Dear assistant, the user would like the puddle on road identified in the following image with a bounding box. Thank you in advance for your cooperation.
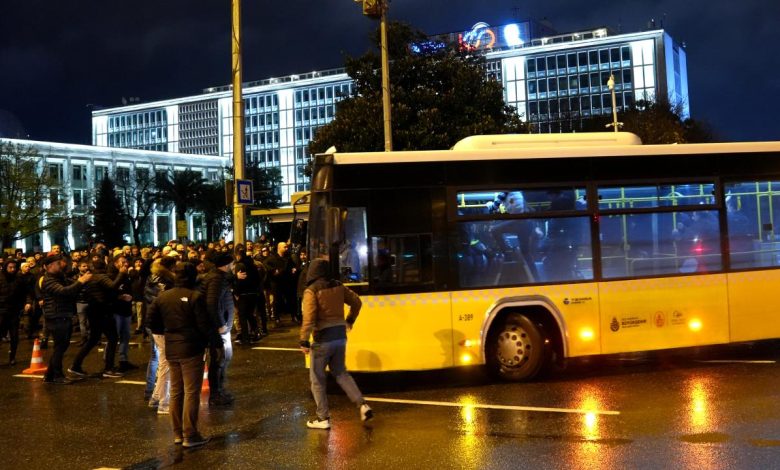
[472,430,633,447]
[679,432,730,444]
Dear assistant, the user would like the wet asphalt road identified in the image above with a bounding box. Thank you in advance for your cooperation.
[3,323,780,469]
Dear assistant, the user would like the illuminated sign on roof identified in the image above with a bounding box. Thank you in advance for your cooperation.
[425,21,531,52]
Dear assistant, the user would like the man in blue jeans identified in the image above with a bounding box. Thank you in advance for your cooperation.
[299,259,373,429]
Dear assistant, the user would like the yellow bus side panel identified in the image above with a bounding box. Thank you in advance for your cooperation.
[450,284,602,359]
[728,270,780,342]
[599,274,729,354]
[344,293,454,372]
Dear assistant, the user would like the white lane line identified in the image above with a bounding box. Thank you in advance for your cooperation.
[116,380,147,385]
[14,374,44,379]
[697,360,776,364]
[251,346,301,352]
[364,397,620,416]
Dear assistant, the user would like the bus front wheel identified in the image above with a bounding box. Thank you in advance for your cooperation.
[487,313,550,381]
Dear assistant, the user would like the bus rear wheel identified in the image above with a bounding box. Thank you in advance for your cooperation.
[487,313,550,381]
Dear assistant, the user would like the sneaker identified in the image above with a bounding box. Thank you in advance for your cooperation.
[360,403,374,422]
[208,394,235,407]
[250,335,261,344]
[118,361,139,372]
[174,436,183,445]
[148,400,160,409]
[102,369,124,378]
[157,407,170,415]
[182,434,210,448]
[306,417,331,429]
[67,367,87,378]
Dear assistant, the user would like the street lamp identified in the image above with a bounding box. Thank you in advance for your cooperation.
[231,0,246,244]
[605,73,623,133]
[354,0,393,151]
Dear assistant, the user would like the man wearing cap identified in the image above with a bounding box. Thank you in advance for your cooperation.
[40,254,91,384]
[199,252,236,406]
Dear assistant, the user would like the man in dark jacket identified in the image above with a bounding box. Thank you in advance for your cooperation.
[233,245,261,345]
[40,255,91,384]
[149,262,211,448]
[112,255,137,372]
[0,259,26,365]
[299,259,372,429]
[199,252,235,407]
[68,258,127,378]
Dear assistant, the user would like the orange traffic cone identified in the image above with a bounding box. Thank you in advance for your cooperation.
[201,362,210,393]
[22,338,48,374]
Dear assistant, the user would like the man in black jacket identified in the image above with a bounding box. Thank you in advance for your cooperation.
[0,259,26,365]
[149,262,211,448]
[199,252,235,407]
[68,258,127,378]
[233,245,261,345]
[40,255,91,384]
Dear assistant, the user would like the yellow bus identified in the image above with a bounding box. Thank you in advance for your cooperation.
[304,132,780,381]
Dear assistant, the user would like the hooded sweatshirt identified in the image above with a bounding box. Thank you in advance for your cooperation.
[299,259,361,345]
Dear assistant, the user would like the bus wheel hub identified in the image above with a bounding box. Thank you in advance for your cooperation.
[497,326,530,367]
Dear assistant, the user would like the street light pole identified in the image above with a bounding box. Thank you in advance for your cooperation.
[379,1,392,151]
[231,0,246,244]
[355,0,392,151]
[606,73,622,133]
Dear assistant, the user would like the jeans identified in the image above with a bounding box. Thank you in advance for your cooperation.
[236,293,258,342]
[72,309,117,371]
[115,314,131,362]
[208,329,233,398]
[76,302,89,339]
[169,354,205,439]
[44,317,72,380]
[309,339,363,420]
[145,329,158,397]
[133,302,144,330]
[151,334,170,408]
[0,311,21,361]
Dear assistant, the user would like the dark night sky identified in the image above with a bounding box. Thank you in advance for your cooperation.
[1,0,778,144]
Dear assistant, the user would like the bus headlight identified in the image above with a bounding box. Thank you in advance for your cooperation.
[579,328,595,341]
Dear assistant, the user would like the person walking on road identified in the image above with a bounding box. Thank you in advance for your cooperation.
[149,262,211,448]
[40,254,91,384]
[200,252,236,407]
[299,259,373,429]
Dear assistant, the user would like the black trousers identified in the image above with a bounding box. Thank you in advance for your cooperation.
[71,308,118,372]
[236,294,258,342]
[208,345,225,397]
[44,317,72,380]
[0,311,21,361]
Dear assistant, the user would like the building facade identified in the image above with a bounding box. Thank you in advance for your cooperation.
[1,138,228,253]
[92,21,688,203]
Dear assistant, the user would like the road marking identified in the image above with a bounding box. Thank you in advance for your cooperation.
[697,360,776,364]
[364,397,620,416]
[116,380,147,385]
[14,374,44,379]
[251,346,301,352]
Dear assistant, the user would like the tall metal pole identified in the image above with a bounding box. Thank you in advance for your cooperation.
[607,73,619,133]
[379,1,393,151]
[231,0,246,244]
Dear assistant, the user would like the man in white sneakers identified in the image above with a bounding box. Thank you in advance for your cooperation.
[299,259,373,429]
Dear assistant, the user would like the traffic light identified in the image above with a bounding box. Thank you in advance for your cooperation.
[356,0,382,18]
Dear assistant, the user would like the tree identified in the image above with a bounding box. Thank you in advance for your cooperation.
[246,163,283,209]
[0,141,69,251]
[197,178,232,242]
[580,98,716,144]
[309,22,526,156]
[115,168,159,247]
[91,175,126,247]
[156,169,206,237]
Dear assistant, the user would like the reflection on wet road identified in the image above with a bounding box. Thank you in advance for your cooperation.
[2,328,780,469]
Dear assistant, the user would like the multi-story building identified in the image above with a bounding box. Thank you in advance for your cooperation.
[92,20,688,203]
[1,138,227,252]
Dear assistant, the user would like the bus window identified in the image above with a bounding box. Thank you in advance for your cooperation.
[600,210,722,278]
[725,181,777,269]
[598,183,715,210]
[455,187,592,287]
[339,207,368,283]
[370,234,433,288]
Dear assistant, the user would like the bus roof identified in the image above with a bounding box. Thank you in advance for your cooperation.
[327,133,780,165]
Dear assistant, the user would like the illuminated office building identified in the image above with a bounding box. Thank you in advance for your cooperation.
[92,20,688,203]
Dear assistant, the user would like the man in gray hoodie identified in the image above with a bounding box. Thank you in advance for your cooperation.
[299,259,373,429]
